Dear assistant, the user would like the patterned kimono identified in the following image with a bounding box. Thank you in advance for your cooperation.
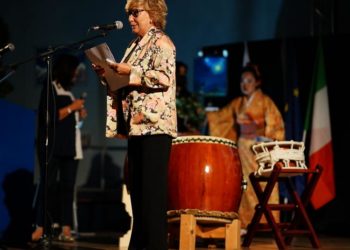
[207,89,285,228]
[104,27,177,138]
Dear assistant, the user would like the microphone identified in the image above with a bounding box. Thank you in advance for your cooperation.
[89,21,123,31]
[0,43,15,57]
[76,92,87,129]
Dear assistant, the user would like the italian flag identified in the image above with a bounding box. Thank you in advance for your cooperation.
[303,42,336,209]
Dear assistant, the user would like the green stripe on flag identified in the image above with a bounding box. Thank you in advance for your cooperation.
[303,40,326,133]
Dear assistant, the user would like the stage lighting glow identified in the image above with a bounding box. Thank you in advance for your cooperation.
[194,56,228,97]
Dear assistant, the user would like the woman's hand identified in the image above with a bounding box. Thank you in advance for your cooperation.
[70,99,85,111]
[107,61,131,75]
[91,63,105,77]
[59,99,85,120]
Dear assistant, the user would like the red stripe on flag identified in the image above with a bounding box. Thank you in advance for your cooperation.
[309,141,336,209]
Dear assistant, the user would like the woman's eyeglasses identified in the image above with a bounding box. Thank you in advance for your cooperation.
[240,78,254,84]
[127,9,145,18]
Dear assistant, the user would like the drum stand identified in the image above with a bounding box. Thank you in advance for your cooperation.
[168,211,241,250]
[242,164,323,250]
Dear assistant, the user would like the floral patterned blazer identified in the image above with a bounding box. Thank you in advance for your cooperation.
[104,27,177,138]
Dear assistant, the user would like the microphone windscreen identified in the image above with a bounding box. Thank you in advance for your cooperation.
[7,43,15,51]
[115,21,123,30]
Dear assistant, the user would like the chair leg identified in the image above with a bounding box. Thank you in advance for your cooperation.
[284,177,320,248]
[225,219,241,250]
[179,214,196,250]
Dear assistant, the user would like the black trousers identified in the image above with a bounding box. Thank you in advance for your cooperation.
[35,156,79,228]
[127,134,172,250]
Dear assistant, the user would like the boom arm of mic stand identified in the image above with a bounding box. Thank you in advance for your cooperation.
[0,68,15,84]
[7,32,108,75]
[74,31,108,50]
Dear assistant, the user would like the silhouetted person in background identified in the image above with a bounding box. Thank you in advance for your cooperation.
[176,61,205,135]
[32,54,87,242]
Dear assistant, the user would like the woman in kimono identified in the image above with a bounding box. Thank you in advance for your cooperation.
[207,63,285,233]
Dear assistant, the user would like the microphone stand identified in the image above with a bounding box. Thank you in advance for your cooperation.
[39,50,53,249]
[5,31,108,249]
[0,68,15,84]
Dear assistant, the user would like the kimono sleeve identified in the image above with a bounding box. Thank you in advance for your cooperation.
[207,99,238,141]
[264,96,285,140]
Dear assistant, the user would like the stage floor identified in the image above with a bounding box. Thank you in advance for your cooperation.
[4,234,350,250]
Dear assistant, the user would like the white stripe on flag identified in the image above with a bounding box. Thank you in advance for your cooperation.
[309,86,331,154]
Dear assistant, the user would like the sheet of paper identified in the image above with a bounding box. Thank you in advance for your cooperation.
[85,43,129,91]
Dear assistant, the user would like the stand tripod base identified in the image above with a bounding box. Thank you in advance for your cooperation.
[34,235,52,250]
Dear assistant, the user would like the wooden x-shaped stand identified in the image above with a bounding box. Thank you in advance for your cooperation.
[242,164,323,250]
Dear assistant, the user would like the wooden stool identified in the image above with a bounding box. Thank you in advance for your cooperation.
[242,164,323,250]
[168,209,241,250]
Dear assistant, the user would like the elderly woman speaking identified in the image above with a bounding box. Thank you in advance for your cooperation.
[96,0,176,249]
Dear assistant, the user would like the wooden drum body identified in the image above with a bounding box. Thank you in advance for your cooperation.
[168,136,243,213]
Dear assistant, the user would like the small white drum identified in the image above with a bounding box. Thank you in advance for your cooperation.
[252,140,307,176]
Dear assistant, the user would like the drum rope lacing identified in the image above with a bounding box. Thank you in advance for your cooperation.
[167,209,239,224]
[172,136,237,148]
[252,140,308,177]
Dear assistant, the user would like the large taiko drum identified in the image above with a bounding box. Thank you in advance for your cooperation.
[168,136,243,214]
